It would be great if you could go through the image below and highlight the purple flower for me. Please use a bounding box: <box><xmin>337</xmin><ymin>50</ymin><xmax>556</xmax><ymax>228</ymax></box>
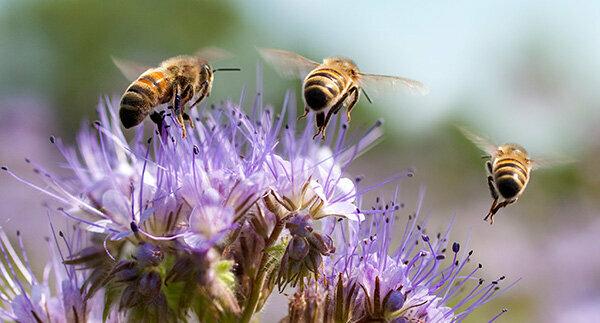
<box><xmin>288</xmin><ymin>190</ymin><xmax>515</xmax><ymax>322</ymax></box>
<box><xmin>2</xmin><ymin>82</ymin><xmax>391</xmax><ymax>320</ymax></box>
<box><xmin>0</xmin><ymin>227</ymin><xmax>114</xmax><ymax>322</ymax></box>
<box><xmin>1</xmin><ymin>81</ymin><xmax>512</xmax><ymax>321</ymax></box>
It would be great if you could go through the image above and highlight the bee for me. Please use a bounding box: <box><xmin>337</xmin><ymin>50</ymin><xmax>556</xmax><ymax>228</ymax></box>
<box><xmin>259</xmin><ymin>48</ymin><xmax>428</xmax><ymax>139</ymax></box>
<box><xmin>113</xmin><ymin>48</ymin><xmax>239</xmax><ymax>138</ymax></box>
<box><xmin>459</xmin><ymin>127</ymin><xmax>570</xmax><ymax>224</ymax></box>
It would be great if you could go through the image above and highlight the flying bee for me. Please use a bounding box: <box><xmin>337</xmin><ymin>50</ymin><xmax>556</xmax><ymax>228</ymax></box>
<box><xmin>113</xmin><ymin>48</ymin><xmax>240</xmax><ymax>138</ymax></box>
<box><xmin>259</xmin><ymin>48</ymin><xmax>428</xmax><ymax>139</ymax></box>
<box><xmin>459</xmin><ymin>127</ymin><xmax>571</xmax><ymax>224</ymax></box>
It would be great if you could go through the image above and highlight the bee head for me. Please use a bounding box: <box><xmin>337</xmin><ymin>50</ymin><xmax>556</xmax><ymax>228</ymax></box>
<box><xmin>202</xmin><ymin>64</ymin><xmax>214</xmax><ymax>83</ymax></box>
<box><xmin>498</xmin><ymin>143</ymin><xmax>530</xmax><ymax>161</ymax></box>
<box><xmin>323</xmin><ymin>57</ymin><xmax>360</xmax><ymax>78</ymax></box>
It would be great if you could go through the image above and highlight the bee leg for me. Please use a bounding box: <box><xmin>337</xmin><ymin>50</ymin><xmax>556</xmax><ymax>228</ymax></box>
<box><xmin>485</xmin><ymin>199</ymin><xmax>516</xmax><ymax>224</ymax></box>
<box><xmin>484</xmin><ymin>175</ymin><xmax>500</xmax><ymax>224</ymax></box>
<box><xmin>176</xmin><ymin>113</ymin><xmax>187</xmax><ymax>138</ymax></box>
<box><xmin>298</xmin><ymin>106</ymin><xmax>310</xmax><ymax>120</ymax></box>
<box><xmin>190</xmin><ymin>81</ymin><xmax>209</xmax><ymax>108</ymax></box>
<box><xmin>171</xmin><ymin>84</ymin><xmax>188</xmax><ymax>138</ymax></box>
<box><xmin>484</xmin><ymin>199</ymin><xmax>499</xmax><ymax>225</ymax></box>
<box><xmin>486</xmin><ymin>161</ymin><xmax>493</xmax><ymax>174</ymax></box>
<box><xmin>316</xmin><ymin>90</ymin><xmax>353</xmax><ymax>140</ymax></box>
<box><xmin>313</xmin><ymin>112</ymin><xmax>326</xmax><ymax>140</ymax></box>
<box><xmin>183</xmin><ymin>112</ymin><xmax>195</xmax><ymax>129</ymax></box>
<box><xmin>318</xmin><ymin>108</ymin><xmax>338</xmax><ymax>140</ymax></box>
<box><xmin>173</xmin><ymin>88</ymin><xmax>182</xmax><ymax>115</ymax></box>
<box><xmin>344</xmin><ymin>88</ymin><xmax>359</xmax><ymax>122</ymax></box>
<box><xmin>329</xmin><ymin>89</ymin><xmax>352</xmax><ymax>116</ymax></box>
<box><xmin>487</xmin><ymin>176</ymin><xmax>498</xmax><ymax>199</ymax></box>
<box><xmin>496</xmin><ymin>199</ymin><xmax>516</xmax><ymax>211</ymax></box>
<box><xmin>189</xmin><ymin>94</ymin><xmax>206</xmax><ymax>109</ymax></box>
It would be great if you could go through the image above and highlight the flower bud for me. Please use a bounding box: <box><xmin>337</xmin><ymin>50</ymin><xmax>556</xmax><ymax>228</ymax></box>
<box><xmin>286</xmin><ymin>214</ymin><xmax>312</xmax><ymax>237</ymax></box>
<box><xmin>288</xmin><ymin>236</ymin><xmax>310</xmax><ymax>261</ymax></box>
<box><xmin>135</xmin><ymin>243</ymin><xmax>163</xmax><ymax>267</ymax></box>
<box><xmin>304</xmin><ymin>249</ymin><xmax>323</xmax><ymax>273</ymax></box>
<box><xmin>384</xmin><ymin>290</ymin><xmax>406</xmax><ymax>313</ymax></box>
<box><xmin>307</xmin><ymin>232</ymin><xmax>335</xmax><ymax>255</ymax></box>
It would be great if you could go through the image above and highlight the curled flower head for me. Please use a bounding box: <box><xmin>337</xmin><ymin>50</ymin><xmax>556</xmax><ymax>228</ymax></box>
<box><xmin>277</xmin><ymin>213</ymin><xmax>336</xmax><ymax>290</ymax></box>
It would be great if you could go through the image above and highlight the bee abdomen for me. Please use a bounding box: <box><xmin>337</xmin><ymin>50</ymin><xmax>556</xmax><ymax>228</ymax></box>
<box><xmin>493</xmin><ymin>159</ymin><xmax>528</xmax><ymax>198</ymax></box>
<box><xmin>495</xmin><ymin>175</ymin><xmax>523</xmax><ymax>199</ymax></box>
<box><xmin>119</xmin><ymin>73</ymin><xmax>164</xmax><ymax>129</ymax></box>
<box><xmin>303</xmin><ymin>68</ymin><xmax>345</xmax><ymax>111</ymax></box>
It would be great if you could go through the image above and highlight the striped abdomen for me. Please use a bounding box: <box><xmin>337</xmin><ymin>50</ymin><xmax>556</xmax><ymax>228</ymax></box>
<box><xmin>120</xmin><ymin>69</ymin><xmax>171</xmax><ymax>128</ymax></box>
<box><xmin>493</xmin><ymin>157</ymin><xmax>530</xmax><ymax>199</ymax></box>
<box><xmin>303</xmin><ymin>67</ymin><xmax>350</xmax><ymax>111</ymax></box>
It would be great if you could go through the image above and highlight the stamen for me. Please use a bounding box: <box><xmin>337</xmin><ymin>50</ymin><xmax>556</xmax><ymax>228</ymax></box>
<box><xmin>489</xmin><ymin>308</ymin><xmax>508</xmax><ymax>322</ymax></box>
<box><xmin>138</xmin><ymin>137</ymin><xmax>152</xmax><ymax>221</ymax></box>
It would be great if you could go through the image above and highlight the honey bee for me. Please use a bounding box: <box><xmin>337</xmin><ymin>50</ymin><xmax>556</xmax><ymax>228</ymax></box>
<box><xmin>113</xmin><ymin>48</ymin><xmax>239</xmax><ymax>138</ymax></box>
<box><xmin>459</xmin><ymin>127</ymin><xmax>570</xmax><ymax>224</ymax></box>
<box><xmin>259</xmin><ymin>48</ymin><xmax>428</xmax><ymax>139</ymax></box>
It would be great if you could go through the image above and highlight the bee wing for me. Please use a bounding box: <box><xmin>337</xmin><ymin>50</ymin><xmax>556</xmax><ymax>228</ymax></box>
<box><xmin>194</xmin><ymin>47</ymin><xmax>234</xmax><ymax>63</ymax></box>
<box><xmin>530</xmin><ymin>156</ymin><xmax>575</xmax><ymax>170</ymax></box>
<box><xmin>112</xmin><ymin>56</ymin><xmax>151</xmax><ymax>82</ymax></box>
<box><xmin>359</xmin><ymin>73</ymin><xmax>429</xmax><ymax>96</ymax></box>
<box><xmin>457</xmin><ymin>126</ymin><xmax>498</xmax><ymax>156</ymax></box>
<box><xmin>258</xmin><ymin>48</ymin><xmax>319</xmax><ymax>79</ymax></box>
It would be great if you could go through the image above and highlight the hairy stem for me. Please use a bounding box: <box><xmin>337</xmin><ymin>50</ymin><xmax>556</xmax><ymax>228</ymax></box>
<box><xmin>240</xmin><ymin>218</ymin><xmax>286</xmax><ymax>323</ymax></box>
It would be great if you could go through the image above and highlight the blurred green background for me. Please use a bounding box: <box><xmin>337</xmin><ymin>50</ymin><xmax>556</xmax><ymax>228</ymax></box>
<box><xmin>1</xmin><ymin>0</ymin><xmax>600</xmax><ymax>322</ymax></box>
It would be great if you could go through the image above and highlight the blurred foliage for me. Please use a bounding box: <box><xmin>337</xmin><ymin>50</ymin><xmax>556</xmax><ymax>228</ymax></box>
<box><xmin>0</xmin><ymin>0</ymin><xmax>240</xmax><ymax>133</ymax></box>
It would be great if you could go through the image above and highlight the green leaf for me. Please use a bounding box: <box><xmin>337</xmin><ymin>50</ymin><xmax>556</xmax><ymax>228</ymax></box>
<box><xmin>164</xmin><ymin>281</ymin><xmax>186</xmax><ymax>314</ymax></box>
<box><xmin>264</xmin><ymin>240</ymin><xmax>288</xmax><ymax>273</ymax></box>
<box><xmin>102</xmin><ymin>284</ymin><xmax>120</xmax><ymax>322</ymax></box>
<box><xmin>257</xmin><ymin>240</ymin><xmax>288</xmax><ymax>311</ymax></box>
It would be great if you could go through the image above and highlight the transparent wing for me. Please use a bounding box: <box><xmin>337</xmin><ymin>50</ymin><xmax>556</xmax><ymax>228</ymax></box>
<box><xmin>359</xmin><ymin>73</ymin><xmax>429</xmax><ymax>96</ymax></box>
<box><xmin>111</xmin><ymin>56</ymin><xmax>151</xmax><ymax>82</ymax></box>
<box><xmin>457</xmin><ymin>126</ymin><xmax>498</xmax><ymax>155</ymax></box>
<box><xmin>530</xmin><ymin>155</ymin><xmax>575</xmax><ymax>170</ymax></box>
<box><xmin>194</xmin><ymin>47</ymin><xmax>234</xmax><ymax>63</ymax></box>
<box><xmin>257</xmin><ymin>47</ymin><xmax>319</xmax><ymax>79</ymax></box>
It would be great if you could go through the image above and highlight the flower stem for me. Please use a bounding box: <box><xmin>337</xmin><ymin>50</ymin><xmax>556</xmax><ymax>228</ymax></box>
<box><xmin>240</xmin><ymin>218</ymin><xmax>286</xmax><ymax>323</ymax></box>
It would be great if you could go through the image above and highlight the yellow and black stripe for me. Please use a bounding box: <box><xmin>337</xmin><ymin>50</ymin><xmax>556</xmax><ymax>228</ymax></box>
<box><xmin>493</xmin><ymin>157</ymin><xmax>529</xmax><ymax>199</ymax></box>
<box><xmin>303</xmin><ymin>67</ymin><xmax>349</xmax><ymax>112</ymax></box>
<box><xmin>120</xmin><ymin>70</ymin><xmax>170</xmax><ymax>128</ymax></box>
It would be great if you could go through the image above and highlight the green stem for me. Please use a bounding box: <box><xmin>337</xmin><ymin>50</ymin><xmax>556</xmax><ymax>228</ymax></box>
<box><xmin>239</xmin><ymin>219</ymin><xmax>286</xmax><ymax>323</ymax></box>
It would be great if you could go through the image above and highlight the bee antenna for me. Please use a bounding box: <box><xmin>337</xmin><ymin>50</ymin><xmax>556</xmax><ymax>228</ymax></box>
<box><xmin>213</xmin><ymin>68</ymin><xmax>241</xmax><ymax>73</ymax></box>
<box><xmin>361</xmin><ymin>89</ymin><xmax>373</xmax><ymax>104</ymax></box>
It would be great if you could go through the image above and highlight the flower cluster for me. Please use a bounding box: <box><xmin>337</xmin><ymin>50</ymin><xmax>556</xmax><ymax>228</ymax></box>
<box><xmin>0</xmin><ymin>227</ymin><xmax>115</xmax><ymax>322</ymax></box>
<box><xmin>287</xmin><ymin>191</ymin><xmax>515</xmax><ymax>322</ymax></box>
<box><xmin>1</xmin><ymin>86</ymin><xmax>511</xmax><ymax>322</ymax></box>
